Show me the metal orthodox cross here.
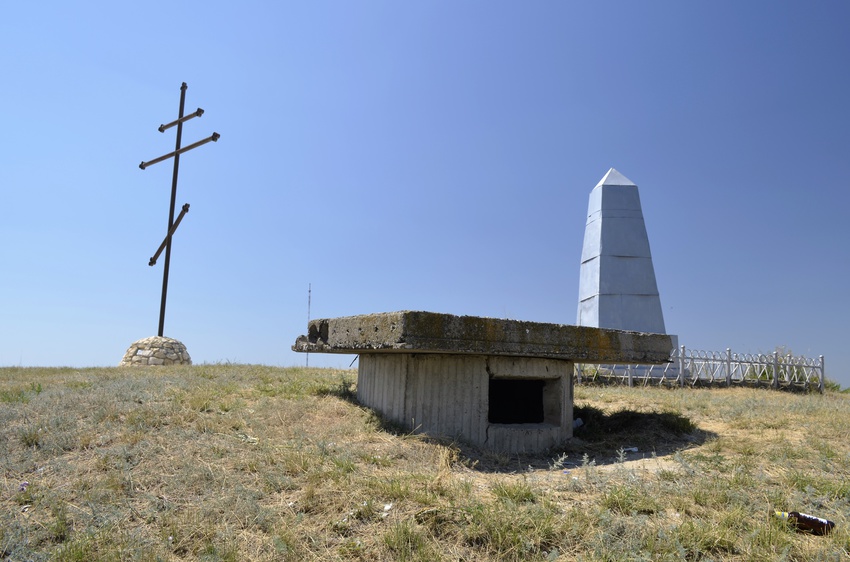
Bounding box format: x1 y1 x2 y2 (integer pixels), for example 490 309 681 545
139 82 220 337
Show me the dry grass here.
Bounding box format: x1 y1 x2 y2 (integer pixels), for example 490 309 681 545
1 365 849 561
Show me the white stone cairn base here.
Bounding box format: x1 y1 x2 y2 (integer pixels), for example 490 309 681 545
120 336 192 366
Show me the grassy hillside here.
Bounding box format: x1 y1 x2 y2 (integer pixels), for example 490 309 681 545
1 365 848 561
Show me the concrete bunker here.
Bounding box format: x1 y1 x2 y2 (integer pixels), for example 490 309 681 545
294 311 671 453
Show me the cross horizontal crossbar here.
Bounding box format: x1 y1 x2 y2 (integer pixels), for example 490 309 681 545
139 132 220 170
158 108 204 133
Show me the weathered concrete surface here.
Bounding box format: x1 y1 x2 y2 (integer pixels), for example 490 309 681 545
293 310 672 453
293 310 672 364
357 354 572 453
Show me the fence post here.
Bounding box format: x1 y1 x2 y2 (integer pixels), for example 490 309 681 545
786 353 793 385
627 364 633 387
679 345 686 387
819 355 825 393
726 348 732 387
772 351 779 389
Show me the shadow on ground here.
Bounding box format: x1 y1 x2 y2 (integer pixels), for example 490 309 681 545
323 382 717 474
421 406 717 474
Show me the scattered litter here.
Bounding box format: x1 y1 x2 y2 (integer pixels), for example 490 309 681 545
572 418 584 429
562 470 571 475
622 447 639 453
381 503 393 518
774 510 835 535
21 505 31 513
19 481 29 493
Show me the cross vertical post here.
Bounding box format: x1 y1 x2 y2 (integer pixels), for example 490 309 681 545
140 82 219 337
158 82 187 337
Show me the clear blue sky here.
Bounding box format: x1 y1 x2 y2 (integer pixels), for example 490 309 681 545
2 2 848 388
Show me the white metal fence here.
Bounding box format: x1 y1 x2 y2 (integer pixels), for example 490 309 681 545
575 346 826 392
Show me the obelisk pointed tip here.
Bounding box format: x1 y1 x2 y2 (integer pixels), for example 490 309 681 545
596 168 636 188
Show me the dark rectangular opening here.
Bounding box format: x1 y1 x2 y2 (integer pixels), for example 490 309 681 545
488 378 545 424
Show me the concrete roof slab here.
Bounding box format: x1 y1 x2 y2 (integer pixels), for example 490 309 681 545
293 311 672 364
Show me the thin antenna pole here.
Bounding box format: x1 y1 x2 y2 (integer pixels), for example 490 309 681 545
306 283 312 367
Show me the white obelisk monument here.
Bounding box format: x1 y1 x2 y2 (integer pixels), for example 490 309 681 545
577 168 668 335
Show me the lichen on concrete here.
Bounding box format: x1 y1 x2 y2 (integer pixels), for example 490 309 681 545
293 310 672 364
